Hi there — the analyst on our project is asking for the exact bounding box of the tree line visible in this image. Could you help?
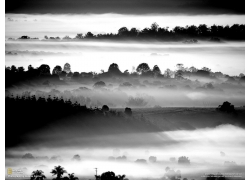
[15,23,245,41]
[6,93,158,147]
[5,62,245,87]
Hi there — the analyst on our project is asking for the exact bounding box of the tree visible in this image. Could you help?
[178,156,190,164]
[38,64,51,75]
[85,32,94,38]
[72,154,81,161]
[63,63,71,73]
[30,170,46,180]
[124,107,132,116]
[189,66,197,73]
[150,22,159,32]
[93,81,106,88]
[152,65,161,76]
[118,27,129,36]
[101,171,125,180]
[72,72,80,78]
[28,65,34,71]
[63,36,71,40]
[108,63,122,75]
[67,173,79,180]
[52,66,62,75]
[239,73,245,78]
[136,63,150,74]
[11,65,17,73]
[164,69,173,78]
[51,165,67,180]
[18,67,25,73]
[176,63,184,71]
[175,64,184,79]
[198,24,209,36]
[201,67,211,72]
[75,33,84,39]
[129,28,139,37]
[175,70,183,79]
[102,105,109,112]
[44,35,48,39]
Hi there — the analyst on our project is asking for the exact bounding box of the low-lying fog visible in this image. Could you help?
[5,41,244,76]
[6,125,245,179]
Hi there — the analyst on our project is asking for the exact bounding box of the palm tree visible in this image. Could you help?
[68,173,79,180]
[51,165,67,180]
[30,170,46,180]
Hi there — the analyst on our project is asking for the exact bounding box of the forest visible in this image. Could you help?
[11,23,245,41]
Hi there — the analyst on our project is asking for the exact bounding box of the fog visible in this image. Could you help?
[5,14,245,39]
[5,40,244,76]
[5,125,245,179]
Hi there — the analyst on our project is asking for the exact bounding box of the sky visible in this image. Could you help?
[4,0,245,75]
[6,0,245,15]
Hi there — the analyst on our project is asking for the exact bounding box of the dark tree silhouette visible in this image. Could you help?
[124,107,132,116]
[30,170,46,180]
[63,63,71,73]
[85,32,94,38]
[51,165,67,180]
[118,27,129,37]
[38,64,51,75]
[100,171,126,180]
[152,65,161,76]
[216,101,235,113]
[102,105,109,112]
[52,66,62,75]
[64,173,79,180]
[136,63,150,74]
[75,33,84,39]
[108,63,122,75]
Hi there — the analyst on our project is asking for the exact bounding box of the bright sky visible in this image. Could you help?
[5,14,245,38]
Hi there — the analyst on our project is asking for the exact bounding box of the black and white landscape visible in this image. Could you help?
[5,0,245,180]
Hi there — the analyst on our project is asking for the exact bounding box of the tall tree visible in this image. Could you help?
[136,63,150,74]
[152,65,161,75]
[50,165,67,180]
[30,170,46,180]
[38,64,51,75]
[63,63,71,73]
[52,65,62,75]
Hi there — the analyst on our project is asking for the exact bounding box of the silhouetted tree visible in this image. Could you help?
[136,63,150,74]
[51,165,67,180]
[124,107,132,116]
[63,63,71,73]
[38,64,51,75]
[108,63,122,75]
[30,170,46,180]
[85,32,94,38]
[52,66,62,75]
[18,67,25,73]
[152,65,161,76]
[102,105,109,112]
[75,33,84,39]
[118,27,129,37]
[66,173,79,180]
